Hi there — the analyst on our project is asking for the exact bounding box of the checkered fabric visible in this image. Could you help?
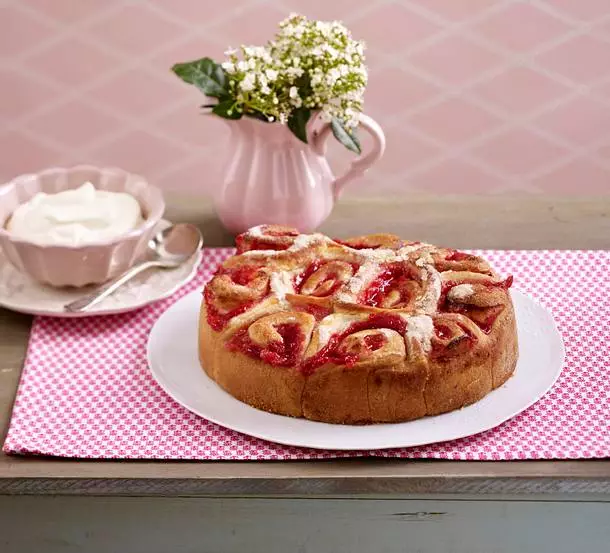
[3,249,609,460]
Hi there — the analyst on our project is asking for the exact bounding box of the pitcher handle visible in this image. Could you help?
[309,113,386,200]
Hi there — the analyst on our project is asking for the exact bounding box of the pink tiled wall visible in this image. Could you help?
[1,0,609,196]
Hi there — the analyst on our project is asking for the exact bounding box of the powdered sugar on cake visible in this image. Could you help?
[314,313,364,351]
[293,233,322,249]
[415,251,434,267]
[405,315,434,352]
[270,271,295,305]
[335,262,380,302]
[355,243,429,265]
[355,248,396,262]
[235,232,479,346]
[414,267,442,314]
[247,225,267,238]
[448,283,475,301]
[376,328,400,340]
[349,262,379,293]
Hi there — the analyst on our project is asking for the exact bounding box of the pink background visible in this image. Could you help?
[1,0,609,196]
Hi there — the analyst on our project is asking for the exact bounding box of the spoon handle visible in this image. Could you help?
[64,260,162,313]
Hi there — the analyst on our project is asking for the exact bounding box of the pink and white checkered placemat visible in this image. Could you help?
[3,249,609,460]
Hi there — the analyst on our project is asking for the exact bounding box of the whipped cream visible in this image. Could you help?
[7,182,142,246]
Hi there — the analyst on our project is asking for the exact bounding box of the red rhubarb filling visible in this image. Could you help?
[227,323,305,367]
[445,250,471,261]
[294,261,359,297]
[301,313,405,374]
[221,264,263,286]
[235,236,292,253]
[362,263,417,307]
[204,286,260,332]
[235,227,299,253]
[437,276,512,334]
[363,333,386,351]
[292,302,333,321]
[431,321,476,359]
[446,304,505,334]
[204,266,270,331]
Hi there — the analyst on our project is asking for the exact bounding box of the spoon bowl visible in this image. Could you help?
[149,223,204,264]
[65,223,203,313]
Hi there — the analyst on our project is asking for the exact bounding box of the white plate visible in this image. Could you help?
[0,224,202,318]
[147,290,565,450]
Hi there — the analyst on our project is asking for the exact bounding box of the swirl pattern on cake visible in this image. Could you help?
[199,225,518,424]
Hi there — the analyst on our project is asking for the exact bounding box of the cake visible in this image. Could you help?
[199,225,518,424]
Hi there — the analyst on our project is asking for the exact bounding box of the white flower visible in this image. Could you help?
[215,13,367,150]
[327,67,341,85]
[240,72,256,91]
[285,67,304,78]
[265,69,278,81]
[310,70,323,86]
[322,44,338,58]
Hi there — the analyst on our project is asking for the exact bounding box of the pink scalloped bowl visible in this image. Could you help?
[0,166,165,287]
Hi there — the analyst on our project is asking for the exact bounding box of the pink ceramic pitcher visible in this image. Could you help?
[213,112,385,234]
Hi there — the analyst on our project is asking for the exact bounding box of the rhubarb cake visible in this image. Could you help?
[199,225,518,424]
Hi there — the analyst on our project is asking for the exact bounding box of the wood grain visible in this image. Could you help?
[1,194,609,498]
[165,194,610,249]
[2,496,610,553]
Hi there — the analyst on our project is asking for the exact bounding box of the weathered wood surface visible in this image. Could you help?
[1,496,609,553]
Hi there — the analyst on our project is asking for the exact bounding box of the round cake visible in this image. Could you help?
[199,225,518,424]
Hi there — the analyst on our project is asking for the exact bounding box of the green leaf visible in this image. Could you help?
[211,99,242,120]
[287,108,311,143]
[331,118,361,154]
[171,57,227,98]
[246,110,271,122]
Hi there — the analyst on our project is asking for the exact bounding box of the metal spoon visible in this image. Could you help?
[64,223,203,313]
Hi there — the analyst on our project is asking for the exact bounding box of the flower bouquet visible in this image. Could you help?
[171,13,368,153]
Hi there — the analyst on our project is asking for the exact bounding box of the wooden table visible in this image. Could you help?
[1,195,609,553]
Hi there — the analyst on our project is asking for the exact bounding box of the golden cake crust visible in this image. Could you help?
[199,225,518,424]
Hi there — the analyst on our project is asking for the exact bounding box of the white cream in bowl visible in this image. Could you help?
[7,182,143,246]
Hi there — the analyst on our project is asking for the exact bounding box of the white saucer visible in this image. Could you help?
[0,237,202,318]
[147,290,565,450]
